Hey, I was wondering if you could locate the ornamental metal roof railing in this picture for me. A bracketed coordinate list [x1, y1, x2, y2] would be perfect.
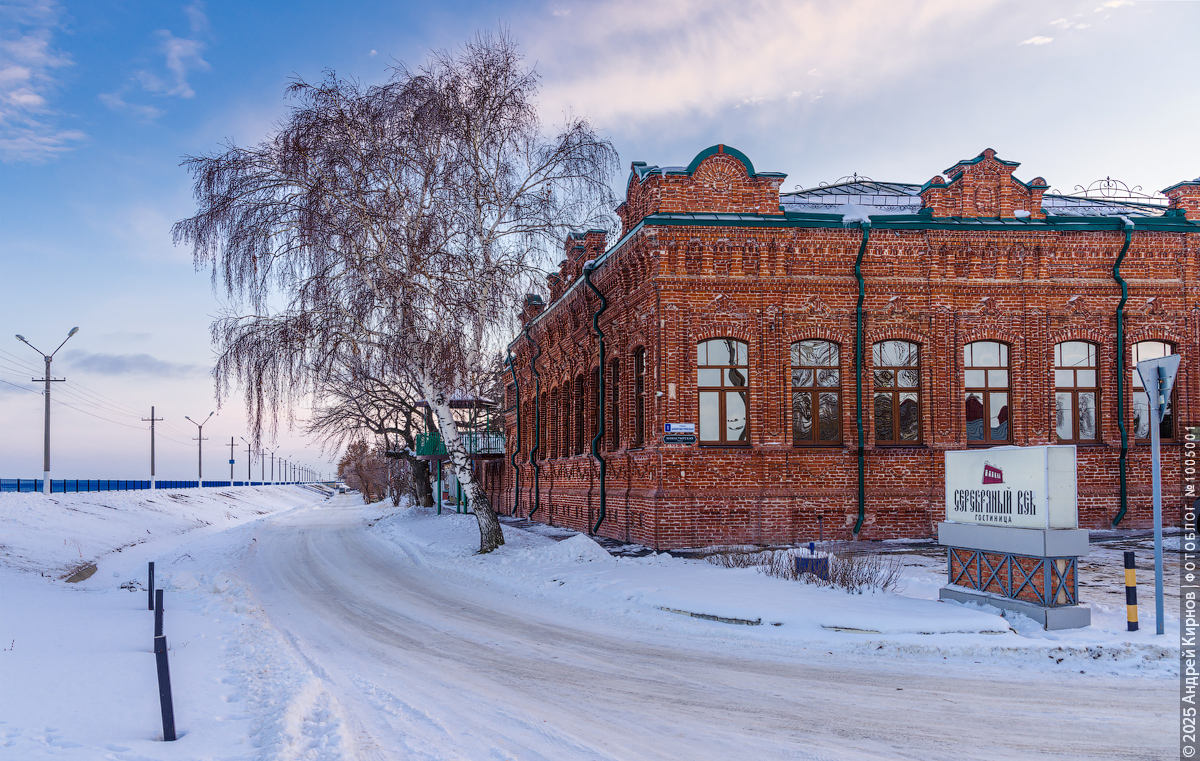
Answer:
[1042, 177, 1169, 217]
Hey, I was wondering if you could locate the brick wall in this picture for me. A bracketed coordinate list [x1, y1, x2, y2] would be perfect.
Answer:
[488, 146, 1199, 550]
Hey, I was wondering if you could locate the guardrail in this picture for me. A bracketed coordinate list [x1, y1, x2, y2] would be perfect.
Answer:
[0, 479, 313, 493]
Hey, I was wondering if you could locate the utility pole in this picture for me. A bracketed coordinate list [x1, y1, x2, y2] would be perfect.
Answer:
[184, 412, 214, 481]
[142, 406, 163, 489]
[227, 436, 236, 481]
[16, 328, 79, 494]
[259, 450, 266, 482]
[270, 447, 279, 485]
[241, 437, 253, 483]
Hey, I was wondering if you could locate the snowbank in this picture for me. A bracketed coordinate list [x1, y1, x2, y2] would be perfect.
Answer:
[0, 487, 347, 761]
[0, 486, 313, 576]
[372, 505, 1179, 676]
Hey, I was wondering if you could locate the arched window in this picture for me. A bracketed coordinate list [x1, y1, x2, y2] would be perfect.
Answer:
[547, 389, 557, 459]
[562, 380, 572, 458]
[697, 338, 749, 444]
[792, 340, 840, 445]
[964, 341, 1010, 444]
[1055, 341, 1098, 443]
[633, 348, 646, 447]
[873, 340, 921, 443]
[1132, 341, 1176, 441]
[609, 359, 621, 451]
[575, 374, 586, 455]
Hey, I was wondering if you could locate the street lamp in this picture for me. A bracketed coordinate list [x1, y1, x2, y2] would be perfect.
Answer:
[269, 447, 279, 485]
[15, 327, 79, 494]
[184, 412, 214, 481]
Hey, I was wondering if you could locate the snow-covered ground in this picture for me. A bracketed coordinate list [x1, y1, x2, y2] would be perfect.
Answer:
[0, 490, 1179, 760]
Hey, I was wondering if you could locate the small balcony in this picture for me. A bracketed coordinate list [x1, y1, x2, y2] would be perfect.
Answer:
[415, 431, 506, 459]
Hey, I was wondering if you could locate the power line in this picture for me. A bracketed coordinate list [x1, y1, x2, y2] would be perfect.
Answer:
[1, 375, 192, 446]
[1, 358, 208, 440]
[0, 377, 38, 394]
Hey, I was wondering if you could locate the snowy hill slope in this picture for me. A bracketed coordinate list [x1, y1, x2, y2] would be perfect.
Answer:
[0, 486, 317, 577]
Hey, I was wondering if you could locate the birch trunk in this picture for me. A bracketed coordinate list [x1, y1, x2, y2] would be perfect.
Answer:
[420, 372, 505, 553]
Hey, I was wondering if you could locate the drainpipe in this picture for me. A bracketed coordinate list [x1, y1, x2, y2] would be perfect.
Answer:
[583, 262, 608, 535]
[505, 350, 521, 518]
[1111, 217, 1134, 527]
[524, 326, 542, 518]
[853, 220, 871, 536]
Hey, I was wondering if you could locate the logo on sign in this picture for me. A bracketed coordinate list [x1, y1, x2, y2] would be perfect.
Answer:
[982, 461, 1003, 485]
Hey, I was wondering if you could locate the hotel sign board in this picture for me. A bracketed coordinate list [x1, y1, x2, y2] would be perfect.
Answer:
[944, 445, 1077, 530]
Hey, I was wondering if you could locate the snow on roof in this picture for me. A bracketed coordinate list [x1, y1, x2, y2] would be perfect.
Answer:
[1040, 194, 1167, 218]
[783, 179, 1169, 218]
[781, 180, 923, 215]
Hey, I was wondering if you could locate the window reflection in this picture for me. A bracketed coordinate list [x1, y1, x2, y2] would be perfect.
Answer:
[964, 341, 1010, 445]
[873, 340, 920, 443]
[698, 339, 750, 444]
[1054, 341, 1099, 443]
[1132, 341, 1175, 441]
[792, 340, 840, 445]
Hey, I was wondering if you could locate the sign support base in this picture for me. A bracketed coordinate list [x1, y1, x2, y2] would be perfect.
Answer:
[940, 586, 1091, 630]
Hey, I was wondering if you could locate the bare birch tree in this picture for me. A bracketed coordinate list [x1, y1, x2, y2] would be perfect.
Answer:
[306, 356, 435, 508]
[173, 32, 617, 552]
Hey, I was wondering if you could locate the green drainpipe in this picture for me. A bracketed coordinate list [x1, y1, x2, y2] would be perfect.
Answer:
[524, 327, 542, 519]
[1111, 218, 1134, 527]
[583, 263, 608, 535]
[853, 219, 871, 536]
[505, 350, 522, 517]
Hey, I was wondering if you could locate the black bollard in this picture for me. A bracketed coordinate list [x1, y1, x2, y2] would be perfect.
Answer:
[153, 635, 177, 741]
[154, 589, 164, 638]
[148, 562, 155, 611]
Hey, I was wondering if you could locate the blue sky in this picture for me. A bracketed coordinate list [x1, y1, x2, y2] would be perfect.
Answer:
[1, 0, 1197, 479]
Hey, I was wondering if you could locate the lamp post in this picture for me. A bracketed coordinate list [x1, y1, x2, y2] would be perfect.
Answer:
[15, 327, 79, 494]
[184, 412, 214, 481]
[269, 447, 279, 485]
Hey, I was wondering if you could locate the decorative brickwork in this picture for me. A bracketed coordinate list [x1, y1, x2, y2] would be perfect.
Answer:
[489, 145, 1199, 550]
[919, 149, 1047, 219]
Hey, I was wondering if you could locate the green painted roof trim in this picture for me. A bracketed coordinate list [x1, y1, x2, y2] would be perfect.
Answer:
[637, 211, 1198, 233]
[508, 207, 1196, 349]
[686, 144, 756, 175]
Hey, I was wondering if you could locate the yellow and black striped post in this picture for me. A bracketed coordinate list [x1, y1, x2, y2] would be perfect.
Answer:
[1124, 550, 1138, 632]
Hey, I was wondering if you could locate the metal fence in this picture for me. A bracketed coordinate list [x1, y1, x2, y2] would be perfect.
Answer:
[0, 479, 309, 493]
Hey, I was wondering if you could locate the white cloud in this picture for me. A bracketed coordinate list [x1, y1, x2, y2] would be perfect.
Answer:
[99, 91, 165, 122]
[0, 0, 83, 162]
[1019, 36, 1055, 45]
[525, 0, 1042, 128]
[138, 30, 210, 98]
[184, 1, 210, 35]
[107, 3, 211, 121]
[1095, 0, 1133, 11]
[1049, 18, 1090, 29]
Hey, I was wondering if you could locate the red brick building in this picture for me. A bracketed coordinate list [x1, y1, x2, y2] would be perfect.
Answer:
[486, 145, 1199, 549]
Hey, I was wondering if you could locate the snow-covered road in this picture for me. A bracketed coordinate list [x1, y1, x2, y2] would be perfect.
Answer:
[246, 501, 1172, 761]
